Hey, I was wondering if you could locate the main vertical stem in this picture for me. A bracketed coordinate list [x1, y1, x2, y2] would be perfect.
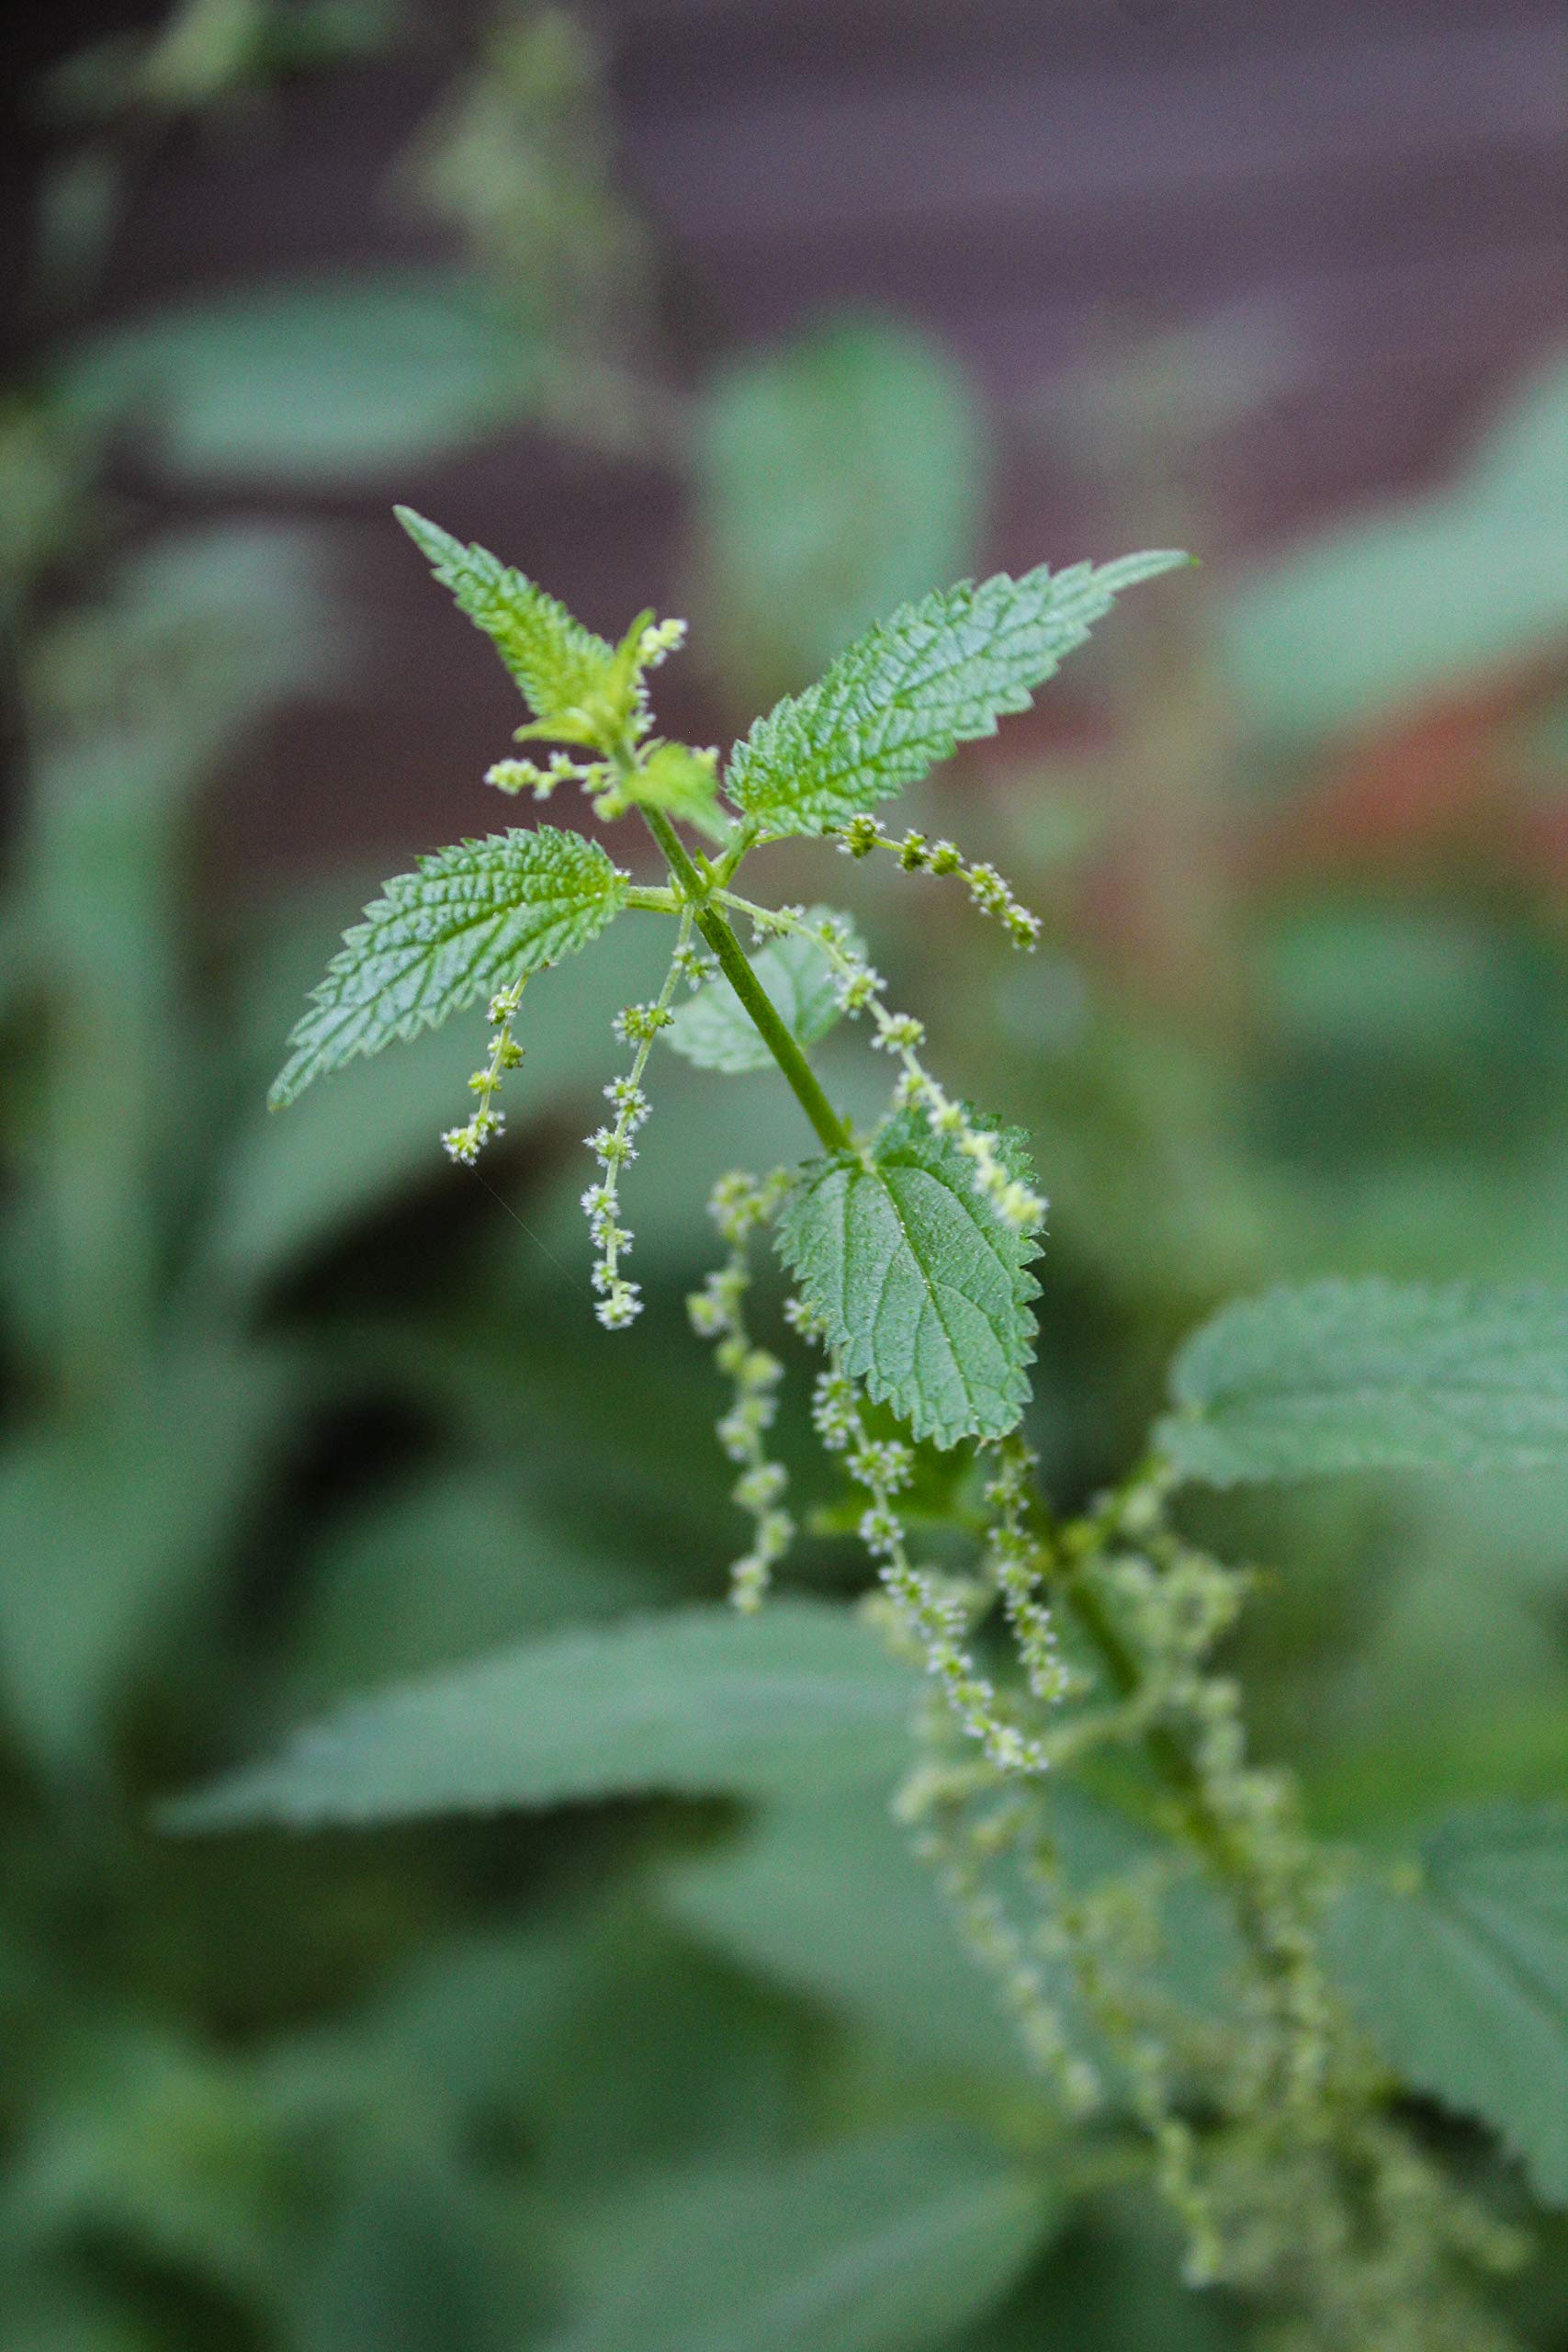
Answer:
[637, 803, 852, 1156]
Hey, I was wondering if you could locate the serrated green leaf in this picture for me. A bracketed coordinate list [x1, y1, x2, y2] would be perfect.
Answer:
[726, 549, 1187, 842]
[554, 2129, 1058, 2352]
[395, 505, 615, 733]
[163, 1601, 914, 1831]
[268, 825, 627, 1107]
[1159, 1280, 1568, 1485]
[665, 907, 863, 1075]
[225, 905, 672, 1286]
[1326, 1805, 1568, 2204]
[776, 1106, 1040, 1447]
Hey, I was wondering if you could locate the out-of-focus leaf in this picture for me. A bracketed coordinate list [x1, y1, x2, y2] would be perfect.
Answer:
[0, 1340, 293, 1774]
[1222, 345, 1568, 739]
[290, 2156, 525, 2352]
[1160, 1280, 1568, 1485]
[60, 272, 536, 484]
[523, 1909, 811, 2193]
[985, 2186, 1246, 2352]
[1262, 906, 1523, 1060]
[284, 1467, 660, 1709]
[553, 2129, 1058, 2352]
[165, 1601, 914, 1830]
[25, 525, 336, 780]
[1327, 1805, 1568, 2204]
[6, 2027, 292, 2300]
[660, 1789, 1026, 2080]
[209, 1023, 494, 1291]
[11, 526, 336, 1380]
[0, 2267, 157, 2352]
[693, 317, 987, 705]
[1306, 1693, 1568, 1838]
[665, 908, 860, 1076]
[777, 1106, 1041, 1448]
[341, 1917, 585, 2128]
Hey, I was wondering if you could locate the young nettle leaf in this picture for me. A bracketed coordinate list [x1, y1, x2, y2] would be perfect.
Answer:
[270, 826, 628, 1107]
[666, 908, 865, 1075]
[1159, 1278, 1568, 1485]
[725, 549, 1188, 842]
[1327, 1805, 1568, 2206]
[777, 1106, 1041, 1447]
[394, 505, 618, 741]
[616, 741, 728, 841]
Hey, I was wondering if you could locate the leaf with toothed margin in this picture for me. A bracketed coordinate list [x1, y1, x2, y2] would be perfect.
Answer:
[1158, 1279, 1568, 1486]
[1326, 1804, 1568, 2207]
[395, 504, 616, 730]
[725, 550, 1189, 842]
[159, 1602, 918, 1831]
[775, 1105, 1041, 1448]
[269, 826, 627, 1107]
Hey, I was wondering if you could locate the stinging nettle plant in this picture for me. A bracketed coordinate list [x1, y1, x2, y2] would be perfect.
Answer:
[186, 508, 1568, 2348]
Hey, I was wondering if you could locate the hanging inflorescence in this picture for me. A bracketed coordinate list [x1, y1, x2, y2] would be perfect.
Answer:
[725, 897, 1048, 1236]
[833, 812, 1043, 950]
[688, 1169, 795, 1611]
[441, 977, 528, 1165]
[275, 514, 1541, 2352]
[581, 911, 692, 1329]
[808, 1349, 1055, 1775]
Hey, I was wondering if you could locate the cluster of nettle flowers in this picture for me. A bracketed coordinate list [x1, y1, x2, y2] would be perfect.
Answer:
[265, 519, 1542, 2346]
[447, 808, 1050, 1317]
[433, 609, 1060, 1644]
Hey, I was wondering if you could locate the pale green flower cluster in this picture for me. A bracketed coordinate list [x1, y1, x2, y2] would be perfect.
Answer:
[687, 1169, 795, 1611]
[582, 916, 690, 1329]
[834, 813, 1043, 949]
[729, 899, 1047, 1236]
[441, 978, 526, 1165]
[815, 1355, 1053, 1775]
[484, 748, 610, 802]
[896, 1734, 1101, 2114]
[882, 1462, 1524, 2346]
[981, 1436, 1069, 1705]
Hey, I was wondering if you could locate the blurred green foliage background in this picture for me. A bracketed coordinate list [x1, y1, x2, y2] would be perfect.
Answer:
[2, 3, 1567, 2344]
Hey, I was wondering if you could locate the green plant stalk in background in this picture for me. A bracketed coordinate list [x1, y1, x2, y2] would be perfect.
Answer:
[190, 503, 1568, 2350]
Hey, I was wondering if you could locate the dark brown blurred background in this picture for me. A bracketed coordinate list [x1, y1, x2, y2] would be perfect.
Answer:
[8, 0, 1565, 884]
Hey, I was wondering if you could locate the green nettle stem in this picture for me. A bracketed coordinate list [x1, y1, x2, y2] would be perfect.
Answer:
[638, 800, 1304, 2018]
[653, 811, 1305, 2003]
[637, 802, 852, 1156]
